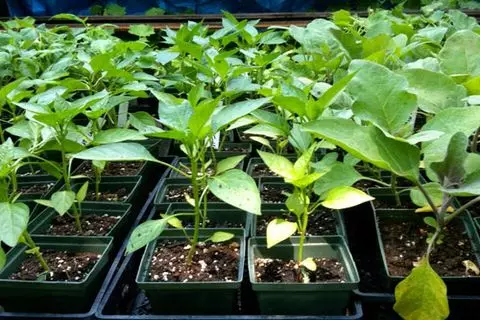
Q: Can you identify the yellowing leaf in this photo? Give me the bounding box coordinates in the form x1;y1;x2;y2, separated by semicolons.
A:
301;257;317;271
415;206;454;213
266;219;297;248
321;186;374;209
394;258;449;320
206;231;234;243
462;260;480;275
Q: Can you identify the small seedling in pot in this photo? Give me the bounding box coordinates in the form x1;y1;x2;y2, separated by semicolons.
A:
258;143;373;280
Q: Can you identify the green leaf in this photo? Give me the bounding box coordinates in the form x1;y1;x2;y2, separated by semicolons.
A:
51;191;75;216
92;129;146;145
303;118;420;181
266;219;298;248
424;217;438;229
430;132;468;186
34;199;53;208
128;24;155;38
401;69;467;114
188;99;217;137
444;170;480;196
439;30;480;77
291;173;324;188
348;60;417;136
0;202;29;247
0;245;5;269
293;143;317;178
321;186;374;209
272;95;306;116
257;150;295;180
288;124;312;153
307;71;357;120
104;3;126;16
160;214;184;229
50;13;86;26
464;76;480;95
212;98;270;131
410;183;443;208
155;50;180;65
126;219;168;254
76;181;89;203
314;163;363;196
394;258;449;320
145;7;165;16
216;155;245;175
156;96;193;132
286;191;305;216
208;169;261;215
245;124;285;138
206;231;234;243
73;143;158;163
406;131;445;145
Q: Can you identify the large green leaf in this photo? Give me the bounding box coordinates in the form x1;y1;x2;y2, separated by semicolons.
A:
303;118;420;181
207;169;261;215
212;98;270;131
314;163;363;196
266;219;298;248
444;170;480;196
410;182;443;208
188;99;217;138
0;202;29;247
288;124;312;153
430;132;468;186
51;191;75;216
394;258;449;320
216;155;245;175
92;129;146;145
0;245;5;269
348;60;417;136
321;186;374;209
439;30;480;77
73;143;158;162
401;69;467;114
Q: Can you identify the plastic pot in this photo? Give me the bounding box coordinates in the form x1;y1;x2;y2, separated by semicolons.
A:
28;203;132;240
475;217;480;231
0;236;113;313
250;209;346;239
153;178;233;211
165;203;251;235
373;208;480;295
67;176;142;204
248;236;359;315
259;181;293;210
136;229;245;315
169;132;235;156
168;157;245;178
17;176;60;201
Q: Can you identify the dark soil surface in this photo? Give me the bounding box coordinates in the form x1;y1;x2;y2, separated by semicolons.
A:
19;183;54;195
251;164;277;177
220;146;249;153
9;250;100;281
254;258;346;283
373;198;417;210
77;162;144;177
164;186;219;202
353;180;378;191
256;209;339;236
18;169;46;176
176;163;215;176
183;219;244;229
86;188;129;202
47;214;121;236
379;217;479;277
148;240;240;282
261;185;290;203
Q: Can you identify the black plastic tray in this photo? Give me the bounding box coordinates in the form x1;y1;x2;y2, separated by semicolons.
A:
0;156;178;319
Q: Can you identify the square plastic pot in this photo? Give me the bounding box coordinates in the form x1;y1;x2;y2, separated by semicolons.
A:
250;209;346;239
17;175;60;201
373;207;480;295
136;229;245;315
248;236;359;316
73;160;149;178
27;202;132;240
165;203;251;235
259;181;293;210
0;236;113;314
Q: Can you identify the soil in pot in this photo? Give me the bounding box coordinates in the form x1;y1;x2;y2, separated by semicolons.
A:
261;185;290;204
256;209;338;236
46;214;121;236
86;188;129;202
19;183;55;195
373;198;417;210
379;217;479;277
254;258;346;283
165;185;220;202
182;218;244;229
252;164;277;177
148;240;240;282
77;161;144;177
8;250;100;281
217;145;250;153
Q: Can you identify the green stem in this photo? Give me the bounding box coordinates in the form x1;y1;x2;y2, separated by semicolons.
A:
186;159;200;265
94;166;101;201
390;173;401;207
297;189;309;264
414;180;439;217
22;231;49;272
426;227;441;259
361;177;391;187
445;196;480;224
471;127;479;153
0;121;5;143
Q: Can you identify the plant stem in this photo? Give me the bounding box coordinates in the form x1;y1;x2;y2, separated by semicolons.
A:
186;159;200;265
22;231;49;272
361;177;391;187
94;166;101;201
471;127;479;153
390;173;401;207
426;227;441;259
297;190;309;264
414;181;439;216
445;196;480;224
